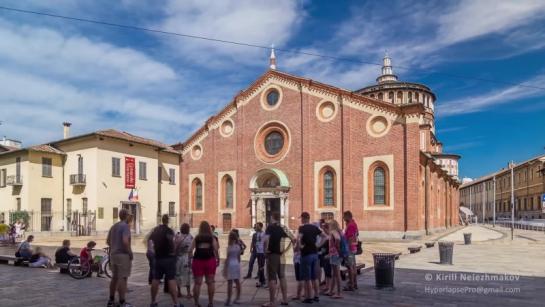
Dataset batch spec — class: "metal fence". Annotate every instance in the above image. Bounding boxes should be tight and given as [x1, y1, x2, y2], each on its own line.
[68, 210, 97, 236]
[492, 219, 545, 232]
[0, 210, 97, 235]
[0, 210, 65, 232]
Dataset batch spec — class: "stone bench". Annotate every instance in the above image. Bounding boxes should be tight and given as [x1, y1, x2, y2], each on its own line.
[340, 263, 365, 281]
[408, 246, 422, 254]
[0, 255, 29, 266]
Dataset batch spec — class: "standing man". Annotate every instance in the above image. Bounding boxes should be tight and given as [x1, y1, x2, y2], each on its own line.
[343, 210, 359, 291]
[263, 212, 294, 307]
[254, 222, 266, 287]
[149, 214, 183, 307]
[244, 223, 258, 279]
[106, 209, 133, 307]
[298, 212, 326, 303]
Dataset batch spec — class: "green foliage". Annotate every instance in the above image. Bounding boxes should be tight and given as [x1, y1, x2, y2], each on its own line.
[10, 210, 30, 225]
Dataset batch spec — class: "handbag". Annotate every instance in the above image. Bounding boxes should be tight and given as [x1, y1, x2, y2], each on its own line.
[356, 240, 363, 255]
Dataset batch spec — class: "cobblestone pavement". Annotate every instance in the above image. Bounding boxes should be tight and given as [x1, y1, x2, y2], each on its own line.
[1, 225, 544, 307]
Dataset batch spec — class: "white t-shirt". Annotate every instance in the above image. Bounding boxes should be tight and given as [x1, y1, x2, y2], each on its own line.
[255, 231, 265, 254]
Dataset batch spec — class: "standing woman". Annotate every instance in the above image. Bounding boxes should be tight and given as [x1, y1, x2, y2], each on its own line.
[190, 221, 220, 307]
[327, 220, 343, 299]
[175, 223, 193, 299]
[223, 231, 241, 306]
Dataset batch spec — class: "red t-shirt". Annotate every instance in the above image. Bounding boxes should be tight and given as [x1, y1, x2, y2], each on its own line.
[80, 247, 92, 266]
[344, 220, 359, 253]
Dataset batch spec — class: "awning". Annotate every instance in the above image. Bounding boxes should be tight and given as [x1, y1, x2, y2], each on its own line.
[459, 206, 474, 216]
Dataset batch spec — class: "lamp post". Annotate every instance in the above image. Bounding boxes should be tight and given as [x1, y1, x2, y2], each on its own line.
[510, 161, 515, 240]
[493, 176, 496, 227]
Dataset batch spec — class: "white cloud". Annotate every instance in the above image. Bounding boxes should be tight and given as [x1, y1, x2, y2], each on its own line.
[0, 19, 177, 89]
[437, 0, 545, 46]
[436, 74, 545, 116]
[157, 0, 303, 67]
[0, 16, 208, 146]
[281, 0, 545, 90]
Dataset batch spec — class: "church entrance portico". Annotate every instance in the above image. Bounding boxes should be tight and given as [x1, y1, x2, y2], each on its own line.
[249, 168, 290, 227]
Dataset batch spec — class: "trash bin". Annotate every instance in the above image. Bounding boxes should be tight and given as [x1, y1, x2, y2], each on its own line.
[373, 253, 396, 289]
[463, 233, 472, 245]
[438, 241, 454, 265]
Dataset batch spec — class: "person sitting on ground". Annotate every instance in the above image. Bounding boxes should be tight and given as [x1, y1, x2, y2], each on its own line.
[80, 241, 101, 277]
[55, 239, 76, 273]
[29, 247, 53, 268]
[15, 235, 34, 260]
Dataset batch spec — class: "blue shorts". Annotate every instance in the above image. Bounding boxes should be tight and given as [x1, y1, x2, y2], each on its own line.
[299, 253, 318, 281]
[294, 262, 302, 281]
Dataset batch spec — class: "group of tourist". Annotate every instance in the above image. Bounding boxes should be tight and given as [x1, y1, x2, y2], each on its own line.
[11, 207, 359, 307]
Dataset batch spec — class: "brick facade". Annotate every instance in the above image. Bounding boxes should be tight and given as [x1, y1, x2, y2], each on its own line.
[174, 70, 459, 239]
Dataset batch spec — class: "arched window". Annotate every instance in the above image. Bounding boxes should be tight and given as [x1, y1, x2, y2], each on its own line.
[374, 167, 386, 204]
[192, 178, 203, 211]
[415, 92, 419, 102]
[324, 171, 334, 206]
[222, 175, 234, 209]
[319, 167, 336, 208]
[370, 94, 375, 98]
[397, 91, 403, 104]
[368, 162, 389, 206]
[388, 91, 394, 102]
[408, 92, 413, 103]
[378, 92, 383, 100]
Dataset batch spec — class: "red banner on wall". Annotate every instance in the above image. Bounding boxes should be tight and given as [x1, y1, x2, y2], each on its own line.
[125, 157, 135, 189]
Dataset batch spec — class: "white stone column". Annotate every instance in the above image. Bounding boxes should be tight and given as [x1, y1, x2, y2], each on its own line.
[280, 195, 288, 226]
[251, 196, 257, 226]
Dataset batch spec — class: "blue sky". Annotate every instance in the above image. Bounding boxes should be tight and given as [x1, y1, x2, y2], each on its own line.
[0, 0, 544, 179]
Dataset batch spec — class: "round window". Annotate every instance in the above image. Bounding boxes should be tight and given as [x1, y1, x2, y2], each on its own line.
[266, 89, 280, 106]
[264, 131, 284, 155]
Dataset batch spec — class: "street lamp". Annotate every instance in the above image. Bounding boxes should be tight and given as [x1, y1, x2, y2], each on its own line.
[510, 161, 515, 240]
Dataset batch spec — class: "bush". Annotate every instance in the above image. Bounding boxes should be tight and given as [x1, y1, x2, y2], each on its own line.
[10, 211, 30, 226]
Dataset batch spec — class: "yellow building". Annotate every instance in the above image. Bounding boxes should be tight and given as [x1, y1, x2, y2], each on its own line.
[0, 125, 181, 234]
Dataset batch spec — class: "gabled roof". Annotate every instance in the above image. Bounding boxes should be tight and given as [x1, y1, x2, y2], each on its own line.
[0, 129, 180, 157]
[173, 69, 426, 151]
[50, 129, 180, 154]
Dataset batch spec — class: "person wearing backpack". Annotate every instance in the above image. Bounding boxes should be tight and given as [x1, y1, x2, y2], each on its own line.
[342, 211, 359, 291]
[327, 219, 344, 299]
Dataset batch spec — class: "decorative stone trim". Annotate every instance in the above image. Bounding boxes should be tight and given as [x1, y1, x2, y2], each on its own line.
[316, 100, 338, 122]
[219, 119, 235, 138]
[363, 155, 395, 211]
[260, 84, 283, 111]
[254, 121, 291, 164]
[188, 173, 205, 213]
[366, 115, 391, 138]
[191, 144, 203, 160]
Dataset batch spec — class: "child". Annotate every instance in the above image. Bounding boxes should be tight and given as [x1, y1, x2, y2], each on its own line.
[224, 231, 241, 306]
[291, 234, 303, 301]
[80, 241, 101, 277]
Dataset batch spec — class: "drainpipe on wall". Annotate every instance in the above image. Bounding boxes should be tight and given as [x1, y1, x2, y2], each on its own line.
[61, 154, 66, 231]
[424, 160, 430, 236]
[403, 121, 408, 235]
[299, 82, 304, 225]
[340, 95, 345, 229]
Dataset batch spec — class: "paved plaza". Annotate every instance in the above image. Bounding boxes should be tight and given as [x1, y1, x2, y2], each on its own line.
[1, 225, 544, 306]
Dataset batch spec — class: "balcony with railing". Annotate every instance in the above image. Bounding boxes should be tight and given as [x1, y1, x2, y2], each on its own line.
[6, 175, 23, 186]
[70, 174, 86, 186]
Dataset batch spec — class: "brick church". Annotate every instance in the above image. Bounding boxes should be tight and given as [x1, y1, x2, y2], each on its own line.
[173, 51, 460, 239]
